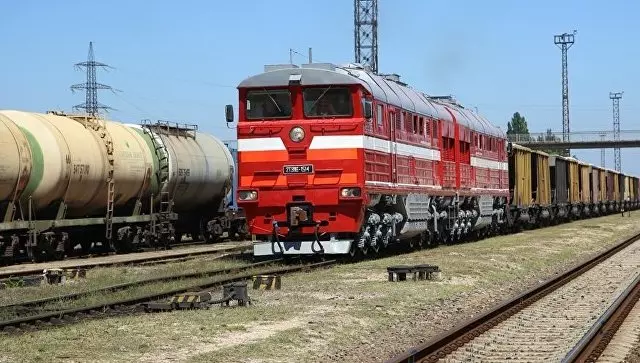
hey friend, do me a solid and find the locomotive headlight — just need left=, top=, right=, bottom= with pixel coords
left=238, top=190, right=258, bottom=201
left=289, top=126, right=305, bottom=142
left=340, top=187, right=362, bottom=198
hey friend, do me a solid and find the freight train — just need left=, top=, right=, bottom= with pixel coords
left=0, top=110, right=248, bottom=265
left=227, top=62, right=640, bottom=258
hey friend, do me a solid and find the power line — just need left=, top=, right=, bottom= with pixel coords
left=70, top=41, right=117, bottom=116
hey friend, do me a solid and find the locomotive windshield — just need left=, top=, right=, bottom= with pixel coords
left=245, top=89, right=292, bottom=120
left=303, top=87, right=352, bottom=118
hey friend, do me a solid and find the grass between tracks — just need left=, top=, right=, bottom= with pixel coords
left=2, top=213, right=640, bottom=363
left=0, top=254, right=256, bottom=320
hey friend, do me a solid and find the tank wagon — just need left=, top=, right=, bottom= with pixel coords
left=226, top=62, right=640, bottom=259
left=0, top=110, right=247, bottom=264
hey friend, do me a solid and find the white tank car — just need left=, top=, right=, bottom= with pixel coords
left=0, top=113, right=31, bottom=204
left=124, top=123, right=235, bottom=214
left=0, top=110, right=154, bottom=218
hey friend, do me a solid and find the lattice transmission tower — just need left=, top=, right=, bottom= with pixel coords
left=554, top=30, right=576, bottom=156
left=610, top=91, right=623, bottom=171
left=354, top=0, right=378, bottom=73
left=71, top=41, right=115, bottom=116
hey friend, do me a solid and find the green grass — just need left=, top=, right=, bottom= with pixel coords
left=1, top=213, right=640, bottom=363
left=0, top=254, right=252, bottom=307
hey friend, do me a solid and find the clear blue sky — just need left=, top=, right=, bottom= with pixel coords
left=2, top=0, right=639, bottom=174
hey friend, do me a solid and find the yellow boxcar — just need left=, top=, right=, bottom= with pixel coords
left=591, top=165, right=601, bottom=204
left=508, top=143, right=532, bottom=207
left=579, top=162, right=592, bottom=203
left=532, top=149, right=551, bottom=205
left=600, top=169, right=608, bottom=202
left=613, top=171, right=620, bottom=202
left=565, top=157, right=581, bottom=203
left=624, top=175, right=631, bottom=201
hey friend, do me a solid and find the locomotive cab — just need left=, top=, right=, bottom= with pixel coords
left=232, top=63, right=371, bottom=255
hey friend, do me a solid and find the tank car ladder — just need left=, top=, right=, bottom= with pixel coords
left=105, top=180, right=115, bottom=241
left=158, top=190, right=173, bottom=244
left=100, top=123, right=116, bottom=247
left=141, top=121, right=173, bottom=247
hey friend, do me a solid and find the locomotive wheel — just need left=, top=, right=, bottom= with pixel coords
left=348, top=242, right=369, bottom=260
left=370, top=242, right=380, bottom=254
left=348, top=242, right=357, bottom=259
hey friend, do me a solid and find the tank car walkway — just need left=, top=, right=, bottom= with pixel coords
left=0, top=241, right=251, bottom=276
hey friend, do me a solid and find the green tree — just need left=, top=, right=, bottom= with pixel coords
left=506, top=112, right=530, bottom=141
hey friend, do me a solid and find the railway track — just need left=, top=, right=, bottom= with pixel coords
left=0, top=259, right=335, bottom=334
left=0, top=259, right=280, bottom=312
left=0, top=242, right=252, bottom=279
left=387, top=232, right=640, bottom=363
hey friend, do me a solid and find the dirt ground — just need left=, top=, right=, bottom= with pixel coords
left=1, top=213, right=640, bottom=363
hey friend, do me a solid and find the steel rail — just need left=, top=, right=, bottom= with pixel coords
left=562, top=272, right=640, bottom=362
left=385, top=232, right=640, bottom=363
left=0, top=260, right=335, bottom=333
left=0, top=244, right=251, bottom=279
left=0, top=259, right=282, bottom=311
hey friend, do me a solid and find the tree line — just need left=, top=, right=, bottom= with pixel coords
left=505, top=112, right=568, bottom=156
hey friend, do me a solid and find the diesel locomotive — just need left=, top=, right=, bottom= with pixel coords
left=227, top=62, right=639, bottom=258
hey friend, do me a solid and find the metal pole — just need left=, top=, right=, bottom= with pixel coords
left=554, top=30, right=577, bottom=156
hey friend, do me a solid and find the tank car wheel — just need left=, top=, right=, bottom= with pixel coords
left=190, top=229, right=202, bottom=242
left=235, top=222, right=249, bottom=241
left=174, top=232, right=184, bottom=244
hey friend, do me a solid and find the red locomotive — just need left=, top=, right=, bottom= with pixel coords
left=226, top=62, right=511, bottom=257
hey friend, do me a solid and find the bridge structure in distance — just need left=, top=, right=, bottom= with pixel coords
left=507, top=130, right=640, bottom=149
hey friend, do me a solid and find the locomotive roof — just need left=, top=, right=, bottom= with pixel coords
left=238, top=63, right=505, bottom=138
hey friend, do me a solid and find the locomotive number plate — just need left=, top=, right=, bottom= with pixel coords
left=283, top=164, right=314, bottom=175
